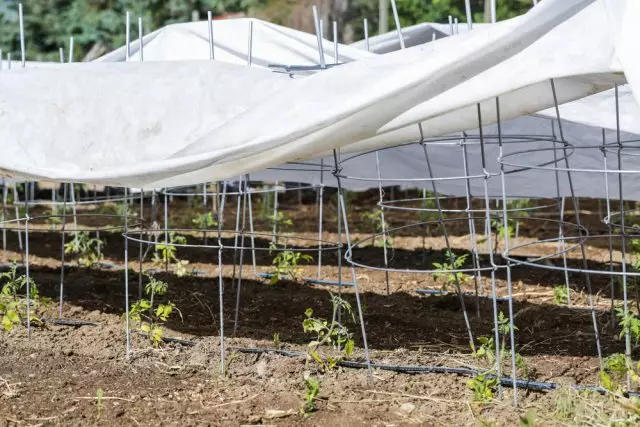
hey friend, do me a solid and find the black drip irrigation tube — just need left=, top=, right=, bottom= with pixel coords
left=41, top=317, right=100, bottom=327
left=8, top=315, right=99, bottom=328
left=146, top=267, right=207, bottom=277
left=161, top=337, right=640, bottom=398
left=256, top=272, right=355, bottom=287
left=416, top=289, right=510, bottom=302
left=162, top=335, right=197, bottom=347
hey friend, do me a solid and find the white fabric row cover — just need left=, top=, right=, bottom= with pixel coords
left=0, top=0, right=635, bottom=196
left=92, top=11, right=640, bottom=198
left=95, top=18, right=373, bottom=68
left=350, top=22, right=485, bottom=54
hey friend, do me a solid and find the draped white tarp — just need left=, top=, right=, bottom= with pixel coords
left=96, top=17, right=372, bottom=68
left=91, top=10, right=640, bottom=198
left=349, top=21, right=485, bottom=54
left=0, top=0, right=636, bottom=199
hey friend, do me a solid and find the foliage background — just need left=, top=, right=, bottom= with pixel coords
left=0, top=0, right=534, bottom=62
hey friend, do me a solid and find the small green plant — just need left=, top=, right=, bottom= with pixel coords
left=553, top=285, right=569, bottom=305
left=599, top=309, right=640, bottom=391
left=508, top=199, right=532, bottom=212
left=472, top=312, right=528, bottom=378
left=188, top=194, right=205, bottom=208
left=303, top=293, right=355, bottom=372
left=496, top=312, right=527, bottom=375
left=273, top=332, right=281, bottom=348
left=600, top=353, right=634, bottom=392
left=627, top=236, right=640, bottom=312
left=153, top=234, right=180, bottom=265
left=519, top=409, right=537, bottom=427
left=96, top=388, right=104, bottom=418
left=467, top=374, right=497, bottom=403
left=192, top=212, right=217, bottom=229
left=45, top=215, right=63, bottom=228
left=616, top=307, right=640, bottom=344
left=0, top=261, right=41, bottom=331
left=268, top=212, right=293, bottom=244
left=631, top=236, right=640, bottom=256
left=45, top=204, right=74, bottom=228
left=360, top=209, right=393, bottom=248
left=268, top=243, right=312, bottom=285
left=491, top=217, right=515, bottom=242
left=498, top=199, right=533, bottom=244
left=173, top=259, right=190, bottom=277
left=268, top=211, right=293, bottom=229
left=97, top=200, right=138, bottom=220
left=115, top=201, right=135, bottom=218
left=342, top=190, right=357, bottom=210
left=302, top=377, right=320, bottom=414
left=153, top=232, right=190, bottom=277
left=614, top=276, right=640, bottom=313
left=64, top=231, right=105, bottom=268
left=419, top=191, right=438, bottom=222
left=472, top=335, right=497, bottom=364
left=432, top=249, right=469, bottom=290
left=489, top=200, right=532, bottom=252
left=126, top=274, right=181, bottom=347
left=256, top=189, right=275, bottom=220
left=419, top=191, right=438, bottom=249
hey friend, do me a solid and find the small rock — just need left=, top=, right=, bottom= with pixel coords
left=247, top=415, right=261, bottom=424
left=264, top=409, right=295, bottom=419
left=256, top=360, right=267, bottom=377
left=399, top=402, right=415, bottom=414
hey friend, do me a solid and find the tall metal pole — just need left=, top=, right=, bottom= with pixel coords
left=208, top=11, right=215, bottom=60
left=378, top=0, right=389, bottom=34
left=247, top=20, right=254, bottom=67
left=312, top=6, right=326, bottom=69
left=490, top=0, right=496, bottom=23
left=68, top=37, right=74, bottom=63
left=363, top=19, right=370, bottom=52
left=389, top=0, right=404, bottom=49
left=465, top=0, right=473, bottom=30
left=138, top=17, right=144, bottom=62
left=18, top=2, right=25, bottom=68
left=125, top=11, right=131, bottom=62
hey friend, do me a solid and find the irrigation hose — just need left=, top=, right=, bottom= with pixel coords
left=160, top=337, right=640, bottom=398
left=41, top=317, right=100, bottom=327
left=416, top=288, right=510, bottom=302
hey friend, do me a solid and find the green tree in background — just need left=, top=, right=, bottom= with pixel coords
left=0, top=0, right=261, bottom=61
left=0, top=0, right=533, bottom=62
left=345, top=0, right=533, bottom=42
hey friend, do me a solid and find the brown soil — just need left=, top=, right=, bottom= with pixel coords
left=0, top=193, right=637, bottom=426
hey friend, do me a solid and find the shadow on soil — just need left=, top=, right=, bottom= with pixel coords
left=5, top=227, right=628, bottom=295
left=22, top=261, right=631, bottom=361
